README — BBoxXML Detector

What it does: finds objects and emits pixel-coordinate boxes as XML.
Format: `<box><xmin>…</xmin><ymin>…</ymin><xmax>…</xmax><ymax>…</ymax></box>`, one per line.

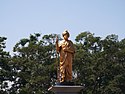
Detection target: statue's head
<box><xmin>62</xmin><ymin>30</ymin><xmax>70</xmax><ymax>38</ymax></box>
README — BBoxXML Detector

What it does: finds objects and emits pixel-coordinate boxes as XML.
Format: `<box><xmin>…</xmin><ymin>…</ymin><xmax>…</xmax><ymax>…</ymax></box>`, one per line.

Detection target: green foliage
<box><xmin>10</xmin><ymin>33</ymin><xmax>57</xmax><ymax>94</ymax></box>
<box><xmin>74</xmin><ymin>32</ymin><xmax>125</xmax><ymax>94</ymax></box>
<box><xmin>0</xmin><ymin>32</ymin><xmax>125</xmax><ymax>94</ymax></box>
<box><xmin>0</xmin><ymin>37</ymin><xmax>13</xmax><ymax>93</ymax></box>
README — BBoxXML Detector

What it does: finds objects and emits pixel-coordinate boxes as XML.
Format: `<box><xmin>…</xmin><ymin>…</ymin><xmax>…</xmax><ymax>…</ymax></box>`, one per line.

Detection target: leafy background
<box><xmin>0</xmin><ymin>32</ymin><xmax>125</xmax><ymax>94</ymax></box>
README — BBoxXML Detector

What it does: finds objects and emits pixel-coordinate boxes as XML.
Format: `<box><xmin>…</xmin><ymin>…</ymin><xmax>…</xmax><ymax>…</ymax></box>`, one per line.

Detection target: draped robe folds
<box><xmin>56</xmin><ymin>40</ymin><xmax>75</xmax><ymax>82</ymax></box>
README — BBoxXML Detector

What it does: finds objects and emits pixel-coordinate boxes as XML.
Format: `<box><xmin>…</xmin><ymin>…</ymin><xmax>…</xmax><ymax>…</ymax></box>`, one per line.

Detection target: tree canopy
<box><xmin>0</xmin><ymin>32</ymin><xmax>125</xmax><ymax>94</ymax></box>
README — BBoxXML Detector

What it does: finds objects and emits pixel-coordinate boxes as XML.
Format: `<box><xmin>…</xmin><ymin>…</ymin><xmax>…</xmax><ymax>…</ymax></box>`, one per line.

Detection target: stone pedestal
<box><xmin>48</xmin><ymin>85</ymin><xmax>84</xmax><ymax>94</ymax></box>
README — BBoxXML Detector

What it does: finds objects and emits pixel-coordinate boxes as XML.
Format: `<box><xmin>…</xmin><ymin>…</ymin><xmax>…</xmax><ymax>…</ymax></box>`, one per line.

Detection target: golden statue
<box><xmin>56</xmin><ymin>30</ymin><xmax>75</xmax><ymax>83</ymax></box>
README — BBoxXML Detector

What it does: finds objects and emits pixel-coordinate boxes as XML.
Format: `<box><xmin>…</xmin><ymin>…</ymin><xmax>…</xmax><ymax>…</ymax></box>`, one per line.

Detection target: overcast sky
<box><xmin>0</xmin><ymin>0</ymin><xmax>125</xmax><ymax>54</ymax></box>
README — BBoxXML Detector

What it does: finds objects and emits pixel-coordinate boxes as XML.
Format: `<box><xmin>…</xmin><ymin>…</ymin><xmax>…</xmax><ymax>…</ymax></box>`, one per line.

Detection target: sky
<box><xmin>0</xmin><ymin>0</ymin><xmax>125</xmax><ymax>54</ymax></box>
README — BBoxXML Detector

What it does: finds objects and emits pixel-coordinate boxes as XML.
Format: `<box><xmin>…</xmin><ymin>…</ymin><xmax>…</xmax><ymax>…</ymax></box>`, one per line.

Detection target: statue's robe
<box><xmin>56</xmin><ymin>40</ymin><xmax>75</xmax><ymax>82</ymax></box>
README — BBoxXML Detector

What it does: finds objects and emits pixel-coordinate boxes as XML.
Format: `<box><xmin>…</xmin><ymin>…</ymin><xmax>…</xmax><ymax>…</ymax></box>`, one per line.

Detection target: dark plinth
<box><xmin>48</xmin><ymin>85</ymin><xmax>84</xmax><ymax>94</ymax></box>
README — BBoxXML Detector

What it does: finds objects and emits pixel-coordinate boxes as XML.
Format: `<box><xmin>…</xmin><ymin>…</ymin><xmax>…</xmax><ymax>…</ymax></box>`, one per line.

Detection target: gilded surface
<box><xmin>56</xmin><ymin>30</ymin><xmax>75</xmax><ymax>82</ymax></box>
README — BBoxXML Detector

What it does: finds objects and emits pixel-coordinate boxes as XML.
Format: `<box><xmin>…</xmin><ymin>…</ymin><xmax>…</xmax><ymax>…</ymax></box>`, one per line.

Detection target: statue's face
<box><xmin>63</xmin><ymin>34</ymin><xmax>69</xmax><ymax>40</ymax></box>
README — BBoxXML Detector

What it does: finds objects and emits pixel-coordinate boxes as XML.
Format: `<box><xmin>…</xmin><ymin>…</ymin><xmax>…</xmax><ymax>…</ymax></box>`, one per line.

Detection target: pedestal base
<box><xmin>48</xmin><ymin>85</ymin><xmax>84</xmax><ymax>94</ymax></box>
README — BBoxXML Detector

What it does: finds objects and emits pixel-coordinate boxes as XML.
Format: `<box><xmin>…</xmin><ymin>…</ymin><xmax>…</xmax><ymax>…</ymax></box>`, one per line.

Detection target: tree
<box><xmin>74</xmin><ymin>33</ymin><xmax>125</xmax><ymax>94</ymax></box>
<box><xmin>74</xmin><ymin>32</ymin><xmax>102</xmax><ymax>93</ymax></box>
<box><xmin>0</xmin><ymin>37</ymin><xmax>13</xmax><ymax>94</ymax></box>
<box><xmin>11</xmin><ymin>33</ymin><xmax>59</xmax><ymax>94</ymax></box>
<box><xmin>1</xmin><ymin>32</ymin><xmax>125</xmax><ymax>94</ymax></box>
